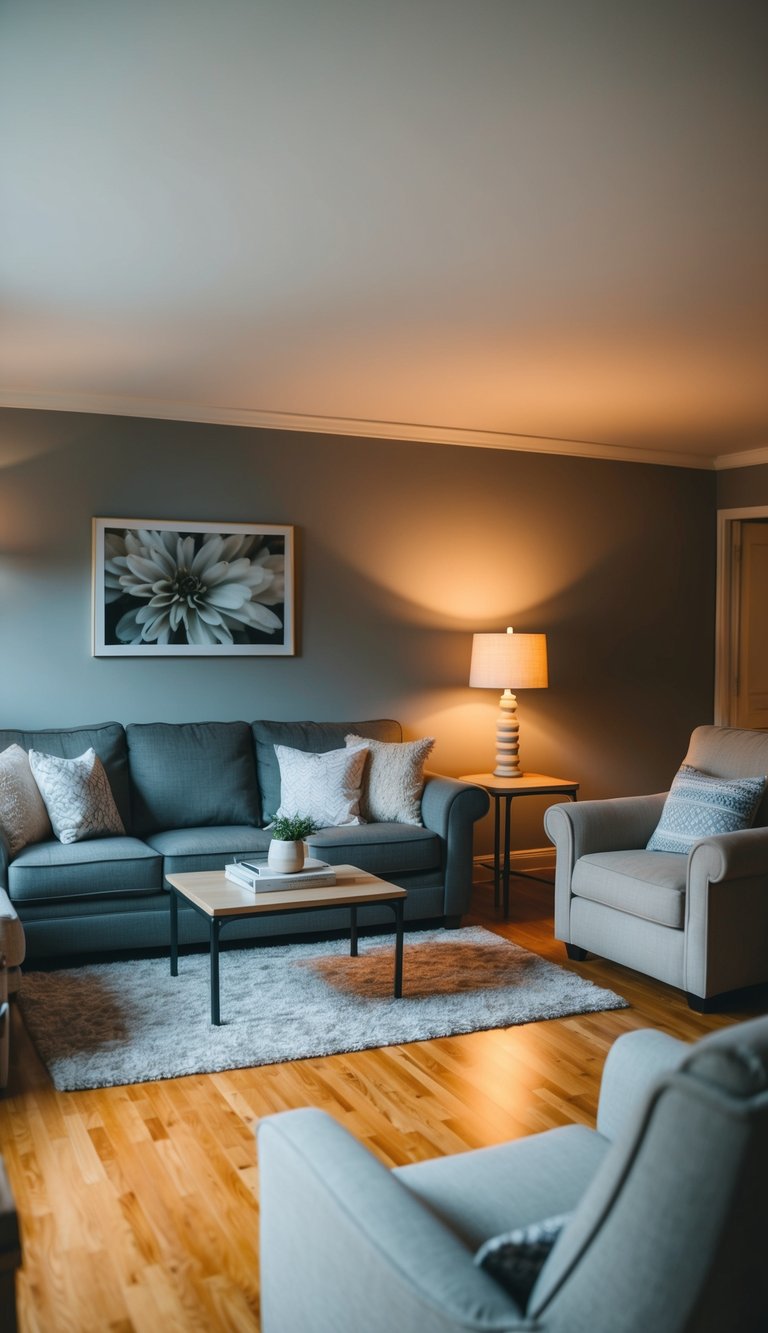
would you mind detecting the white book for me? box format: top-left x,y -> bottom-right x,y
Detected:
241,857 -> 332,878
225,858 -> 336,893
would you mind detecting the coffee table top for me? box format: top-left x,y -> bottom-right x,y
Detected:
165,864 -> 407,917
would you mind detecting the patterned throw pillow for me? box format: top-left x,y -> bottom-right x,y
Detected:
647,764 -> 766,855
274,742 -> 369,828
28,748 -> 126,845
345,734 -> 435,825
0,744 -> 53,856
474,1213 -> 571,1308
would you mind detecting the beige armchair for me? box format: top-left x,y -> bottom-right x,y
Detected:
544,725 -> 768,1011
0,889 -> 25,1088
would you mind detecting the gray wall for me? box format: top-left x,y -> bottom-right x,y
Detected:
0,408 -> 716,852
717,465 -> 768,510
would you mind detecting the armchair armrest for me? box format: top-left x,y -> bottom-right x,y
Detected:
688,825 -> 768,884
544,793 -> 668,862
257,1107 -> 523,1333
421,774 -> 490,917
685,826 -> 768,1000
596,1029 -> 688,1140
545,794 -> 667,941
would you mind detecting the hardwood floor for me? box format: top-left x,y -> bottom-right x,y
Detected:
1,874 -> 763,1332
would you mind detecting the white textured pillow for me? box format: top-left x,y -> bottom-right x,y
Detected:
346,734 -> 435,825
28,748 -> 125,845
274,743 -> 369,828
0,744 -> 53,856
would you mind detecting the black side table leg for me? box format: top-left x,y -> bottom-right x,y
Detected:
350,905 -> 358,956
170,890 -> 179,976
493,794 -> 501,908
210,919 -> 222,1025
503,795 -> 513,918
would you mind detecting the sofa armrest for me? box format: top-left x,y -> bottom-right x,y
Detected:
421,774 -> 490,918
596,1029 -> 688,1140
257,1107 -> 523,1333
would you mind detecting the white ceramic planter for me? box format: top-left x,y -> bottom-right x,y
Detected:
267,838 -> 305,874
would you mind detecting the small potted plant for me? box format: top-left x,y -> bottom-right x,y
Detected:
268,814 -> 320,873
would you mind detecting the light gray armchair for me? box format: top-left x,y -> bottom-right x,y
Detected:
544,725 -> 768,1010
257,1016 -> 768,1332
0,888 -> 25,1089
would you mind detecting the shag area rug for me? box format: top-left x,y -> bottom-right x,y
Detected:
19,927 -> 628,1091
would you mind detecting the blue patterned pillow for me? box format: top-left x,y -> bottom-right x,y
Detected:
647,765 -> 766,855
474,1213 -> 570,1308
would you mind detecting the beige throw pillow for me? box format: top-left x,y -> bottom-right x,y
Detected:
0,744 -> 53,856
28,748 -> 125,845
345,734 -> 435,825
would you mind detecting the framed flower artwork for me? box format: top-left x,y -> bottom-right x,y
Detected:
92,518 -> 295,656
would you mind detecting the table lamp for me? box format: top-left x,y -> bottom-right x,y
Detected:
469,627 -> 548,777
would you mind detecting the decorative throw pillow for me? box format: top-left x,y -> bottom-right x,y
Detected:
474,1213 -> 571,1308
0,744 -> 53,856
646,764 -> 766,855
345,734 -> 435,825
274,742 -> 369,828
28,748 -> 126,845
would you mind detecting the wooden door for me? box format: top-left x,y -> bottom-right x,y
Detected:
731,519 -> 768,729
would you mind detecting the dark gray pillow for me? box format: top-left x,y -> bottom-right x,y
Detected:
474,1213 -> 570,1308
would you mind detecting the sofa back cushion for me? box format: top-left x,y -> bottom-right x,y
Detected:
127,721 -> 260,834
252,720 -> 402,823
0,723 -> 131,830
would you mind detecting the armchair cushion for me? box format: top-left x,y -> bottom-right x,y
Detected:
647,764 -> 766,854
572,850 -> 687,928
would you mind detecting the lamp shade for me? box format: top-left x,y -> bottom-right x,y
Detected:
469,629 -> 548,690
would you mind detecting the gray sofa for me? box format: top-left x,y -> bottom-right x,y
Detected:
0,718 -> 489,961
257,1014 -> 768,1332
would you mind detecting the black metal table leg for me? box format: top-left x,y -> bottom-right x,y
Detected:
170,889 -> 179,976
502,795 -> 512,918
210,918 -> 222,1025
393,899 -> 404,998
493,794 -> 501,908
350,905 -> 358,956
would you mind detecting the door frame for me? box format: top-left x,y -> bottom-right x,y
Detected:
715,505 -> 768,724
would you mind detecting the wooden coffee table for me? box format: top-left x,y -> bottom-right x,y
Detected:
164,864 -> 408,1025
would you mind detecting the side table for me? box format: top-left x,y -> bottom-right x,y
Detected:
459,772 -> 579,918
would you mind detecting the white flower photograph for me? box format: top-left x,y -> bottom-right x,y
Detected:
92,519 -> 294,656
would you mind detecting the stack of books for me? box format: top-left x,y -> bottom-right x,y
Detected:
225,857 -> 337,893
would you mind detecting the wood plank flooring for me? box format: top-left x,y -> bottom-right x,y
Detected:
1,875 -> 763,1332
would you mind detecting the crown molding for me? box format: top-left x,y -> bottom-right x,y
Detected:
0,387 -> 724,470
713,445 -> 768,471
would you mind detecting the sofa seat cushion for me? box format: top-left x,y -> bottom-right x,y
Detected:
253,719 -> 402,823
127,721 -> 261,834
146,825 -> 271,875
572,850 -> 687,928
307,822 -> 441,876
396,1124 -> 608,1251
8,836 -> 162,904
